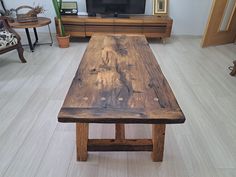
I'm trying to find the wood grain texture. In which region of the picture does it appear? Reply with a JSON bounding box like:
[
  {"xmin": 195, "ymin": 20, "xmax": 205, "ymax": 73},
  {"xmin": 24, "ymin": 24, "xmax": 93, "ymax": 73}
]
[
  {"xmin": 58, "ymin": 34, "xmax": 185, "ymax": 124},
  {"xmin": 115, "ymin": 124, "xmax": 125, "ymax": 139},
  {"xmin": 88, "ymin": 139, "xmax": 153, "ymax": 151},
  {"xmin": 10, "ymin": 17, "xmax": 51, "ymax": 29},
  {"xmin": 202, "ymin": 0, "xmax": 236, "ymax": 47},
  {"xmin": 59, "ymin": 108, "xmax": 184, "ymax": 123},
  {"xmin": 76, "ymin": 123, "xmax": 88, "ymax": 161},
  {"xmin": 152, "ymin": 124, "xmax": 166, "ymax": 162},
  {"xmin": 113, "ymin": 18, "xmax": 143, "ymax": 35},
  {"xmin": 56, "ymin": 15, "xmax": 173, "ymax": 38}
]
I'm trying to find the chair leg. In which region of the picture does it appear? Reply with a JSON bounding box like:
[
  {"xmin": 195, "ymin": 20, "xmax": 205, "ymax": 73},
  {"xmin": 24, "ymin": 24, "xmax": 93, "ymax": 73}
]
[
  {"xmin": 17, "ymin": 43, "xmax": 26, "ymax": 63},
  {"xmin": 230, "ymin": 60, "xmax": 236, "ymax": 76}
]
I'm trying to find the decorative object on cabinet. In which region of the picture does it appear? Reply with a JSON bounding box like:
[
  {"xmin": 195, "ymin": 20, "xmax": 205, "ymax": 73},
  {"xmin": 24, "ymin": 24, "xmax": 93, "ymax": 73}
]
[
  {"xmin": 60, "ymin": 1, "xmax": 78, "ymax": 15},
  {"xmin": 153, "ymin": 0, "xmax": 168, "ymax": 16}
]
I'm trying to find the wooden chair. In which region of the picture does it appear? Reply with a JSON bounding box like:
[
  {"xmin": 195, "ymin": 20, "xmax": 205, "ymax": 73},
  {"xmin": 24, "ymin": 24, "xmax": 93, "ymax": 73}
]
[
  {"xmin": 230, "ymin": 60, "xmax": 236, "ymax": 76},
  {"xmin": 0, "ymin": 16, "xmax": 26, "ymax": 63}
]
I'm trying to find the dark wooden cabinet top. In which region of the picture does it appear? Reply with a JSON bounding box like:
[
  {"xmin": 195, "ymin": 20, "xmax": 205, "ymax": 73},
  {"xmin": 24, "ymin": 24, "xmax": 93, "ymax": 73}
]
[
  {"xmin": 58, "ymin": 34, "xmax": 185, "ymax": 124},
  {"xmin": 56, "ymin": 15, "xmax": 173, "ymax": 38}
]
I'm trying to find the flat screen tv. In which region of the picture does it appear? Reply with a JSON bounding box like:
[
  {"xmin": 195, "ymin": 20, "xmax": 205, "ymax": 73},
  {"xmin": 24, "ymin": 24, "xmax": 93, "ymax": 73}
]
[{"xmin": 86, "ymin": 0, "xmax": 146, "ymax": 17}]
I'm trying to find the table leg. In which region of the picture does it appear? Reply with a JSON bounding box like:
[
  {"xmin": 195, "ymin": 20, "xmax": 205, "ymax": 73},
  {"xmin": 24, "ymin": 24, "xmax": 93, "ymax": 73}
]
[
  {"xmin": 33, "ymin": 28, "xmax": 39, "ymax": 43},
  {"xmin": 48, "ymin": 24, "xmax": 53, "ymax": 46},
  {"xmin": 25, "ymin": 28, "xmax": 34, "ymax": 52},
  {"xmin": 115, "ymin": 124, "xmax": 125, "ymax": 140},
  {"xmin": 151, "ymin": 124, "xmax": 166, "ymax": 162},
  {"xmin": 76, "ymin": 123, "xmax": 89, "ymax": 161}
]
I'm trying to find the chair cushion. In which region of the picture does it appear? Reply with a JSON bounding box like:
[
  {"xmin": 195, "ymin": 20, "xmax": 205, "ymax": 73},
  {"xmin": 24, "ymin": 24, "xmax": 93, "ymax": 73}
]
[
  {"xmin": 0, "ymin": 29, "xmax": 18, "ymax": 50},
  {"xmin": 0, "ymin": 20, "xmax": 4, "ymax": 29}
]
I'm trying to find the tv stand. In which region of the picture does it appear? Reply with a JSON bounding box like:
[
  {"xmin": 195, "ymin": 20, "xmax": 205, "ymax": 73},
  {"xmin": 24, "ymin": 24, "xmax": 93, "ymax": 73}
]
[
  {"xmin": 117, "ymin": 14, "xmax": 130, "ymax": 18},
  {"xmin": 101, "ymin": 13, "xmax": 130, "ymax": 18},
  {"xmin": 55, "ymin": 15, "xmax": 173, "ymax": 40}
]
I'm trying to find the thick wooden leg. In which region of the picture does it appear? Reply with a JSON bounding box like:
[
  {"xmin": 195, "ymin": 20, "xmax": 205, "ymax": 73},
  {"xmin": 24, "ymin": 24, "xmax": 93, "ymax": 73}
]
[
  {"xmin": 17, "ymin": 43, "xmax": 26, "ymax": 63},
  {"xmin": 151, "ymin": 124, "xmax": 166, "ymax": 162},
  {"xmin": 115, "ymin": 124, "xmax": 125, "ymax": 140},
  {"xmin": 230, "ymin": 60, "xmax": 236, "ymax": 76},
  {"xmin": 76, "ymin": 123, "xmax": 89, "ymax": 161}
]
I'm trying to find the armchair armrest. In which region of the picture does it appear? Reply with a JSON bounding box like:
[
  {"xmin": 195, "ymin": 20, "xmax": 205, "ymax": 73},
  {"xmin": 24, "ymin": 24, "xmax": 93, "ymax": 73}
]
[{"xmin": 0, "ymin": 17, "xmax": 21, "ymax": 41}]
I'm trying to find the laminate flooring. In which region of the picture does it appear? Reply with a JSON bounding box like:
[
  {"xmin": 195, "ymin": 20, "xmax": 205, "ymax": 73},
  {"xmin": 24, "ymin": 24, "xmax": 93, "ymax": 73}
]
[{"xmin": 0, "ymin": 35, "xmax": 236, "ymax": 177}]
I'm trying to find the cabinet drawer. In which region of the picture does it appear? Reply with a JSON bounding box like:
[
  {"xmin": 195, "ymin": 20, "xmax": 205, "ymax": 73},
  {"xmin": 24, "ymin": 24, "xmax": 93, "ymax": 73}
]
[
  {"xmin": 64, "ymin": 24, "xmax": 85, "ymax": 37},
  {"xmin": 86, "ymin": 25, "xmax": 114, "ymax": 36},
  {"xmin": 114, "ymin": 26, "xmax": 142, "ymax": 34}
]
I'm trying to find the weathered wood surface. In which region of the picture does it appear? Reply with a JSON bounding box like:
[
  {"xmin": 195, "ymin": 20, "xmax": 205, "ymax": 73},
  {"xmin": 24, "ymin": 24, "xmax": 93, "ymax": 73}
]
[
  {"xmin": 76, "ymin": 123, "xmax": 88, "ymax": 161},
  {"xmin": 88, "ymin": 139, "xmax": 153, "ymax": 151},
  {"xmin": 58, "ymin": 34, "xmax": 185, "ymax": 124},
  {"xmin": 152, "ymin": 124, "xmax": 166, "ymax": 161},
  {"xmin": 115, "ymin": 124, "xmax": 125, "ymax": 140}
]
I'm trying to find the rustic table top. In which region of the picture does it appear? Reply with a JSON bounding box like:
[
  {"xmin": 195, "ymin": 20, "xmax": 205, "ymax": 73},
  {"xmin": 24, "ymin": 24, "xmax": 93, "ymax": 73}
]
[
  {"xmin": 10, "ymin": 17, "xmax": 51, "ymax": 29},
  {"xmin": 58, "ymin": 34, "xmax": 185, "ymax": 124}
]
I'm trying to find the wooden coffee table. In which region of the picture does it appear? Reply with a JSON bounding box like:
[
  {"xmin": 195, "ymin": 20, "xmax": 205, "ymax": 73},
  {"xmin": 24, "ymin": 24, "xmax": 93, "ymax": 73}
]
[{"xmin": 58, "ymin": 34, "xmax": 185, "ymax": 162}]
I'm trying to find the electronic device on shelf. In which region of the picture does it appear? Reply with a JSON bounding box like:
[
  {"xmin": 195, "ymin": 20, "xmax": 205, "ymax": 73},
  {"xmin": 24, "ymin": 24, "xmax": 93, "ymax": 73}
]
[
  {"xmin": 60, "ymin": 1, "xmax": 78, "ymax": 15},
  {"xmin": 86, "ymin": 0, "xmax": 146, "ymax": 18}
]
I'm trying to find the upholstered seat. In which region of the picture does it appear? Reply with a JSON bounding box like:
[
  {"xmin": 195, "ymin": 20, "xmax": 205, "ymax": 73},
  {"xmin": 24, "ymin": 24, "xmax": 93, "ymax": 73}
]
[
  {"xmin": 0, "ymin": 29, "xmax": 18, "ymax": 49},
  {"xmin": 0, "ymin": 17, "xmax": 26, "ymax": 63}
]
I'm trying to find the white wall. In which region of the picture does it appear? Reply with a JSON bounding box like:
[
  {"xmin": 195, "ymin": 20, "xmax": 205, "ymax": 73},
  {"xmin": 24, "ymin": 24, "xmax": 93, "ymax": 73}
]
[{"xmin": 4, "ymin": 0, "xmax": 212, "ymax": 35}]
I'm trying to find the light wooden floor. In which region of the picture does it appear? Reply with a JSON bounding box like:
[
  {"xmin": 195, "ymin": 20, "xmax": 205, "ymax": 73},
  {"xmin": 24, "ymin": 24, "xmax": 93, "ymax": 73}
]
[{"xmin": 0, "ymin": 35, "xmax": 236, "ymax": 177}]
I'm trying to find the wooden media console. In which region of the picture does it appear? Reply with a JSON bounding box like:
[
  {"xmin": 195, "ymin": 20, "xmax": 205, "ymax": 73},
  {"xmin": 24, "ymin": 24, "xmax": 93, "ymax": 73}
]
[{"xmin": 55, "ymin": 15, "xmax": 173, "ymax": 40}]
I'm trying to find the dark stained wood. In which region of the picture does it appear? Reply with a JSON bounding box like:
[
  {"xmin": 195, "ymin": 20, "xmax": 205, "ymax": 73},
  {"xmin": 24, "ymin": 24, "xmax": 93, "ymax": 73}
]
[
  {"xmin": 230, "ymin": 60, "xmax": 236, "ymax": 76},
  {"xmin": 55, "ymin": 15, "xmax": 173, "ymax": 39},
  {"xmin": 114, "ymin": 18, "xmax": 143, "ymax": 35},
  {"xmin": 86, "ymin": 25, "xmax": 114, "ymax": 36},
  {"xmin": 55, "ymin": 16, "xmax": 85, "ymax": 37},
  {"xmin": 58, "ymin": 34, "xmax": 185, "ymax": 162},
  {"xmin": 0, "ymin": 17, "xmax": 26, "ymax": 63},
  {"xmin": 76, "ymin": 123, "xmax": 88, "ymax": 161},
  {"xmin": 152, "ymin": 124, "xmax": 166, "ymax": 162},
  {"xmin": 115, "ymin": 124, "xmax": 125, "ymax": 140},
  {"xmin": 88, "ymin": 139, "xmax": 153, "ymax": 151},
  {"xmin": 143, "ymin": 16, "xmax": 172, "ymax": 38},
  {"xmin": 59, "ymin": 108, "xmax": 184, "ymax": 123},
  {"xmin": 64, "ymin": 24, "xmax": 85, "ymax": 37},
  {"xmin": 58, "ymin": 34, "xmax": 185, "ymax": 124}
]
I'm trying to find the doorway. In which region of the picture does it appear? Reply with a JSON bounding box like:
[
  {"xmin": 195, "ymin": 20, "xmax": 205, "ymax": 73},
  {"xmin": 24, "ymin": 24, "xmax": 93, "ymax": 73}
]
[{"xmin": 202, "ymin": 0, "xmax": 236, "ymax": 47}]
